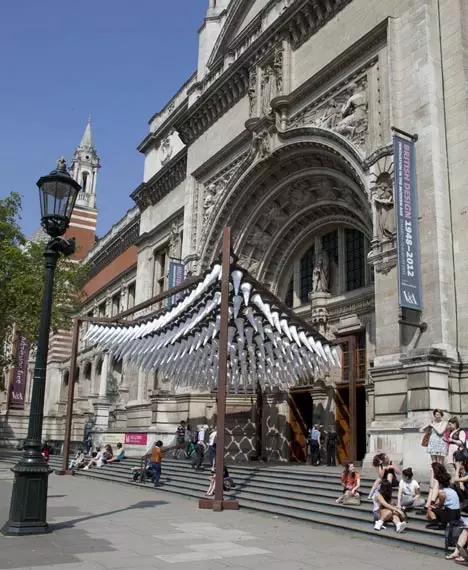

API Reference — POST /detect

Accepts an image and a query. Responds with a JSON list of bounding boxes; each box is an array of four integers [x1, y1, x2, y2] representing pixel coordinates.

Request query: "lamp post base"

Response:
[[1, 449, 51, 536]]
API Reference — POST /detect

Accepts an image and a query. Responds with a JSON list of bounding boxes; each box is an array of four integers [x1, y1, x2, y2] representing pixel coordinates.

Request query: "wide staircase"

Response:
[[0, 450, 447, 554]]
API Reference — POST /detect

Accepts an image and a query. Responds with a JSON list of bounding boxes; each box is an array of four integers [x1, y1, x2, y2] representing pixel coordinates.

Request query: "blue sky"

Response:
[[0, 0, 207, 238]]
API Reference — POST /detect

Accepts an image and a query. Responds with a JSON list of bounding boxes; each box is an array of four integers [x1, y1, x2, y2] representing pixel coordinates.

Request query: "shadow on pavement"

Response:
[[51, 499, 169, 530]]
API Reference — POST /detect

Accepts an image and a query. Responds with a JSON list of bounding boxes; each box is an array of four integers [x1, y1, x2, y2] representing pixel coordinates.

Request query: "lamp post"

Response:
[[2, 158, 80, 535]]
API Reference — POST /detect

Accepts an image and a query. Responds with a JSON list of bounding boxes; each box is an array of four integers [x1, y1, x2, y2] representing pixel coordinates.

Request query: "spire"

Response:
[[79, 116, 94, 149]]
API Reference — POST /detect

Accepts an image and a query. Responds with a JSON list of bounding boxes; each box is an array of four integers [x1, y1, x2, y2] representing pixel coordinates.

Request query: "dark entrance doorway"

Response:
[[288, 389, 312, 462], [335, 384, 366, 463]]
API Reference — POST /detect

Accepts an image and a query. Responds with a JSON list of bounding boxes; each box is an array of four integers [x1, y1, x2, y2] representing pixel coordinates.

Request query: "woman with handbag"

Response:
[[448, 417, 468, 472], [420, 408, 448, 465], [336, 462, 361, 504]]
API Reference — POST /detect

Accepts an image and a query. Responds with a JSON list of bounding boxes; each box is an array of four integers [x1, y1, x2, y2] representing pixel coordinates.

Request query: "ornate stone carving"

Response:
[[160, 133, 173, 165], [248, 67, 257, 117], [290, 77, 368, 149], [313, 250, 330, 293], [131, 150, 187, 211], [248, 130, 271, 160], [238, 254, 260, 277], [373, 172, 395, 240], [169, 221, 180, 258], [202, 155, 248, 229]]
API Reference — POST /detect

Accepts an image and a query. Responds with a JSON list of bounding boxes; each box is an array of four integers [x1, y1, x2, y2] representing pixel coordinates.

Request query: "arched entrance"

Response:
[[201, 133, 373, 463]]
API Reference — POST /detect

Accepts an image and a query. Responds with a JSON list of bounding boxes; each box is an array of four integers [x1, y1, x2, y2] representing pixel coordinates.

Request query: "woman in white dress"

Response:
[[420, 409, 448, 465]]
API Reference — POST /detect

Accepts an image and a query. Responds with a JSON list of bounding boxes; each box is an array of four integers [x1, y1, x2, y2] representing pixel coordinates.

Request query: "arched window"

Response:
[[81, 171, 89, 192], [84, 362, 92, 382], [284, 227, 371, 307], [299, 244, 315, 305]]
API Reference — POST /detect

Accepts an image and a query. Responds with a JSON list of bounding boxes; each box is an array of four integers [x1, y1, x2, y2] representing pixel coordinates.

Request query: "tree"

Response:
[[0, 192, 88, 388]]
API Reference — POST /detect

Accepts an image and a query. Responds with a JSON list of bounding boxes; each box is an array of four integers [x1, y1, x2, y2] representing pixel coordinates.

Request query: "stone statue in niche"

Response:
[[248, 67, 257, 117], [335, 82, 368, 140], [169, 222, 180, 258], [373, 172, 395, 240], [274, 47, 283, 94], [203, 182, 217, 224], [160, 133, 173, 165], [313, 249, 330, 293], [249, 130, 270, 160], [261, 65, 275, 115]]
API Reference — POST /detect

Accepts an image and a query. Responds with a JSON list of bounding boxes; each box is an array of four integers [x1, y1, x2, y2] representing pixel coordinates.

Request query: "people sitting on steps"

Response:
[[336, 462, 361, 505], [373, 480, 407, 533], [397, 468, 425, 510], [426, 468, 461, 530], [368, 453, 401, 498], [107, 442, 125, 463]]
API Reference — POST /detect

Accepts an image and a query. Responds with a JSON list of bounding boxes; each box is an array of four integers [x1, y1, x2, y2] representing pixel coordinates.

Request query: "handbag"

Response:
[[342, 491, 361, 505], [454, 445, 468, 462], [421, 431, 431, 447]]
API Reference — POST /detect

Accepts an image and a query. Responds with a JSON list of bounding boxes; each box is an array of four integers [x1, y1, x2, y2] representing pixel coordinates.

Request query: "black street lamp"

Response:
[[2, 158, 80, 535]]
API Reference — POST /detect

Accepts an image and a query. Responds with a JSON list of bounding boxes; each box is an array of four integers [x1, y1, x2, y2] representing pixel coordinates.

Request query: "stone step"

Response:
[[0, 451, 445, 553]]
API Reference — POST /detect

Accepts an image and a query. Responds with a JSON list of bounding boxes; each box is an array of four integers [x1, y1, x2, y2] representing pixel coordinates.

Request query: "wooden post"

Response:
[[199, 227, 238, 510], [57, 318, 81, 474], [348, 335, 357, 463], [213, 227, 231, 509]]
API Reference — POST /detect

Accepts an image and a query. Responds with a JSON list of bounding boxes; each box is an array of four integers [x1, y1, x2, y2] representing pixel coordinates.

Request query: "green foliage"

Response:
[[0, 192, 88, 380]]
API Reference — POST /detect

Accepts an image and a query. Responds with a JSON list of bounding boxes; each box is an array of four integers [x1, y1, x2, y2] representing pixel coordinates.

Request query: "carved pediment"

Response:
[[208, 0, 262, 68]]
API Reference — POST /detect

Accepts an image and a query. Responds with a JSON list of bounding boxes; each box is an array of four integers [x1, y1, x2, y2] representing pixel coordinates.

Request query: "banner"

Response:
[[167, 261, 185, 307], [393, 134, 422, 311], [125, 433, 148, 446], [9, 335, 29, 409]]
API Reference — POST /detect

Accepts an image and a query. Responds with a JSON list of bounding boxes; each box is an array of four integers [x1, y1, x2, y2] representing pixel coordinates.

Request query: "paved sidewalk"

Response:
[[0, 461, 442, 570]]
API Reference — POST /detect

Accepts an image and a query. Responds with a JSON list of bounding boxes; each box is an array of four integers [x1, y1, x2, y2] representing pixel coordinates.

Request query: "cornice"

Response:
[[85, 207, 140, 263], [138, 98, 190, 154], [87, 217, 140, 279], [135, 208, 184, 249], [176, 0, 353, 147], [82, 263, 137, 309], [131, 149, 187, 212]]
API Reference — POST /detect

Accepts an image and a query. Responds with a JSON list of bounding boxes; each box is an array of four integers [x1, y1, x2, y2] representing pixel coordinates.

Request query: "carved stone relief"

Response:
[[259, 45, 284, 117], [201, 154, 248, 232], [160, 131, 174, 165], [169, 221, 181, 258], [290, 76, 369, 150], [248, 129, 271, 161], [248, 67, 257, 117]]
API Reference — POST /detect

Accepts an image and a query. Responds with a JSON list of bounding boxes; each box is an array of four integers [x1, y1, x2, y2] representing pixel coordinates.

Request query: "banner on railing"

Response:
[[9, 335, 29, 409], [167, 261, 185, 307], [393, 134, 422, 311]]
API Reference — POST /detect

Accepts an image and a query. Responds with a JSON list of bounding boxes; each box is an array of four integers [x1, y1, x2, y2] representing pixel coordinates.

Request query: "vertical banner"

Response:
[[393, 134, 422, 311], [167, 260, 185, 307], [9, 335, 29, 409]]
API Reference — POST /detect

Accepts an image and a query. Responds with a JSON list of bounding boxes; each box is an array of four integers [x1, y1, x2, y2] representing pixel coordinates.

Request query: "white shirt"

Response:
[[209, 431, 217, 446], [197, 429, 206, 444], [399, 479, 419, 498]]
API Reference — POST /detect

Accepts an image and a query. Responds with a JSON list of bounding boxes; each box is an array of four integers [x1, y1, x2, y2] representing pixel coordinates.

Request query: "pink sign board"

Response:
[[125, 433, 147, 446]]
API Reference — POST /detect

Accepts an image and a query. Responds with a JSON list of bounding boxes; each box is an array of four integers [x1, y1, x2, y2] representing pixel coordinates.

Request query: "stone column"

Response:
[[137, 367, 147, 403], [93, 353, 110, 430]]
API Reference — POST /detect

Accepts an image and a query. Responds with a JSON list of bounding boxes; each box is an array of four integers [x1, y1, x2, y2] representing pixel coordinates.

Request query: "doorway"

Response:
[[288, 389, 312, 462], [335, 384, 366, 464]]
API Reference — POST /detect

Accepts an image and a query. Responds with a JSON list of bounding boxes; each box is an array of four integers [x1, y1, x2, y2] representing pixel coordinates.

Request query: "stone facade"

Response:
[[3, 0, 468, 473]]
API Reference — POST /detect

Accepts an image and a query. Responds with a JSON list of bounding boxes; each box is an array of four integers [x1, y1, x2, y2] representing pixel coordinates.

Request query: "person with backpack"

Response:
[[191, 424, 208, 470], [448, 416, 468, 474]]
